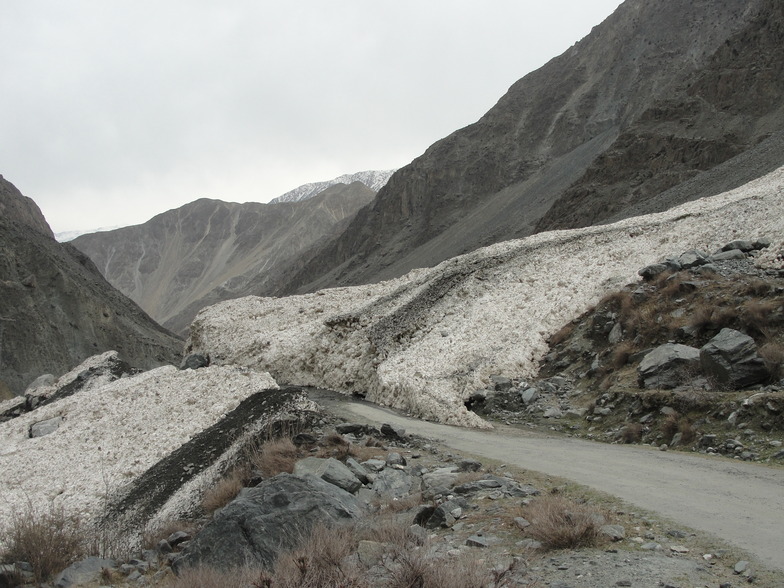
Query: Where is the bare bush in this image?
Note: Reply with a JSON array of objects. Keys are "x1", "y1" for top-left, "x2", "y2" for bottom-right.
[
  {"x1": 170, "y1": 566, "x2": 265, "y2": 588},
  {"x1": 264, "y1": 524, "x2": 366, "y2": 588},
  {"x1": 1, "y1": 503, "x2": 87, "y2": 583},
  {"x1": 386, "y1": 548, "x2": 492, "y2": 588},
  {"x1": 620, "y1": 423, "x2": 642, "y2": 444},
  {"x1": 202, "y1": 468, "x2": 247, "y2": 515},
  {"x1": 610, "y1": 340, "x2": 637, "y2": 370},
  {"x1": 249, "y1": 437, "x2": 300, "y2": 477},
  {"x1": 523, "y1": 495, "x2": 602, "y2": 550},
  {"x1": 760, "y1": 341, "x2": 784, "y2": 382}
]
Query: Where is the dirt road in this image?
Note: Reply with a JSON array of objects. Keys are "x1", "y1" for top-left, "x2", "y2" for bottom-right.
[{"x1": 312, "y1": 391, "x2": 784, "y2": 572}]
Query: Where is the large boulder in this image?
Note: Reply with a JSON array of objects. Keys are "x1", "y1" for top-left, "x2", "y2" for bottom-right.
[
  {"x1": 173, "y1": 473, "x2": 363, "y2": 573},
  {"x1": 638, "y1": 344, "x2": 701, "y2": 389},
  {"x1": 700, "y1": 328, "x2": 769, "y2": 389}
]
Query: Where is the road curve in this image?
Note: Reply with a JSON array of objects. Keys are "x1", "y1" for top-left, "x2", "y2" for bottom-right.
[{"x1": 314, "y1": 392, "x2": 784, "y2": 572}]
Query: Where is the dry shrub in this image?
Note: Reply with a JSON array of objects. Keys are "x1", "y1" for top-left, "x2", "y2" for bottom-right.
[
  {"x1": 316, "y1": 432, "x2": 352, "y2": 461},
  {"x1": 741, "y1": 299, "x2": 781, "y2": 338},
  {"x1": 202, "y1": 468, "x2": 247, "y2": 515},
  {"x1": 659, "y1": 276, "x2": 684, "y2": 298},
  {"x1": 250, "y1": 437, "x2": 300, "y2": 477},
  {"x1": 737, "y1": 278, "x2": 773, "y2": 297},
  {"x1": 1, "y1": 503, "x2": 87, "y2": 583},
  {"x1": 659, "y1": 413, "x2": 680, "y2": 443},
  {"x1": 386, "y1": 548, "x2": 492, "y2": 588},
  {"x1": 620, "y1": 423, "x2": 642, "y2": 444},
  {"x1": 370, "y1": 492, "x2": 425, "y2": 514},
  {"x1": 548, "y1": 321, "x2": 576, "y2": 346},
  {"x1": 678, "y1": 418, "x2": 697, "y2": 445},
  {"x1": 760, "y1": 341, "x2": 784, "y2": 382},
  {"x1": 688, "y1": 303, "x2": 738, "y2": 335},
  {"x1": 610, "y1": 340, "x2": 637, "y2": 369},
  {"x1": 262, "y1": 524, "x2": 366, "y2": 588},
  {"x1": 170, "y1": 566, "x2": 264, "y2": 588},
  {"x1": 523, "y1": 495, "x2": 602, "y2": 550}
]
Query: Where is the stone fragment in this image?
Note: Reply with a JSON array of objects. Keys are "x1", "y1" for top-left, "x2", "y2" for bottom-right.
[
  {"x1": 54, "y1": 557, "x2": 116, "y2": 588},
  {"x1": 344, "y1": 457, "x2": 371, "y2": 485},
  {"x1": 466, "y1": 535, "x2": 489, "y2": 548},
  {"x1": 380, "y1": 423, "x2": 406, "y2": 439},
  {"x1": 335, "y1": 423, "x2": 366, "y2": 435},
  {"x1": 180, "y1": 354, "x2": 209, "y2": 370},
  {"x1": 520, "y1": 388, "x2": 538, "y2": 405},
  {"x1": 638, "y1": 263, "x2": 669, "y2": 281},
  {"x1": 678, "y1": 249, "x2": 710, "y2": 268},
  {"x1": 372, "y1": 468, "x2": 416, "y2": 499},
  {"x1": 490, "y1": 375, "x2": 513, "y2": 392},
  {"x1": 710, "y1": 249, "x2": 745, "y2": 261},
  {"x1": 457, "y1": 459, "x2": 482, "y2": 472},
  {"x1": 29, "y1": 416, "x2": 63, "y2": 438},
  {"x1": 293, "y1": 457, "x2": 362, "y2": 493},
  {"x1": 599, "y1": 524, "x2": 625, "y2": 541},
  {"x1": 734, "y1": 560, "x2": 750, "y2": 574},
  {"x1": 385, "y1": 452, "x2": 406, "y2": 467}
]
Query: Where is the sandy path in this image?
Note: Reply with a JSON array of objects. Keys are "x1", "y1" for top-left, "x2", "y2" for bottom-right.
[{"x1": 312, "y1": 391, "x2": 784, "y2": 572}]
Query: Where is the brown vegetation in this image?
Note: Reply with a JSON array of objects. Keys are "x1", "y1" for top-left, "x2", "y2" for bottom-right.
[
  {"x1": 523, "y1": 495, "x2": 602, "y2": 550},
  {"x1": 0, "y1": 503, "x2": 87, "y2": 583},
  {"x1": 202, "y1": 468, "x2": 247, "y2": 515}
]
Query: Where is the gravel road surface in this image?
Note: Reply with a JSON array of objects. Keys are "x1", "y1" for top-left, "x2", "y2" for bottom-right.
[{"x1": 312, "y1": 391, "x2": 784, "y2": 572}]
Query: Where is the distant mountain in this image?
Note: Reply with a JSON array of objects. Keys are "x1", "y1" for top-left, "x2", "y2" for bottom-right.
[
  {"x1": 270, "y1": 170, "x2": 395, "y2": 204},
  {"x1": 55, "y1": 226, "x2": 121, "y2": 243},
  {"x1": 0, "y1": 176, "x2": 182, "y2": 395},
  {"x1": 72, "y1": 182, "x2": 375, "y2": 335},
  {"x1": 273, "y1": 0, "x2": 784, "y2": 295}
]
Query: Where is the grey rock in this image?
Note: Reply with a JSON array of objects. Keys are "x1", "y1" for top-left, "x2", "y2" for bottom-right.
[
  {"x1": 23, "y1": 373, "x2": 55, "y2": 395},
  {"x1": 466, "y1": 534, "x2": 489, "y2": 547},
  {"x1": 608, "y1": 322, "x2": 623, "y2": 344},
  {"x1": 344, "y1": 457, "x2": 371, "y2": 485},
  {"x1": 372, "y1": 467, "x2": 416, "y2": 499},
  {"x1": 179, "y1": 354, "x2": 209, "y2": 370},
  {"x1": 166, "y1": 531, "x2": 191, "y2": 547},
  {"x1": 173, "y1": 472, "x2": 362, "y2": 573},
  {"x1": 543, "y1": 407, "x2": 563, "y2": 418},
  {"x1": 380, "y1": 423, "x2": 406, "y2": 439},
  {"x1": 293, "y1": 457, "x2": 362, "y2": 494},
  {"x1": 638, "y1": 343, "x2": 700, "y2": 389},
  {"x1": 600, "y1": 524, "x2": 626, "y2": 541},
  {"x1": 362, "y1": 458, "x2": 386, "y2": 472},
  {"x1": 700, "y1": 328, "x2": 769, "y2": 389},
  {"x1": 734, "y1": 560, "x2": 750, "y2": 574},
  {"x1": 678, "y1": 249, "x2": 710, "y2": 268},
  {"x1": 640, "y1": 542, "x2": 663, "y2": 551},
  {"x1": 422, "y1": 467, "x2": 459, "y2": 495},
  {"x1": 423, "y1": 498, "x2": 468, "y2": 529},
  {"x1": 638, "y1": 263, "x2": 669, "y2": 281},
  {"x1": 520, "y1": 387, "x2": 539, "y2": 405},
  {"x1": 490, "y1": 375, "x2": 513, "y2": 392},
  {"x1": 710, "y1": 249, "x2": 746, "y2": 261},
  {"x1": 385, "y1": 452, "x2": 406, "y2": 467},
  {"x1": 335, "y1": 423, "x2": 366, "y2": 435},
  {"x1": 722, "y1": 240, "x2": 756, "y2": 252},
  {"x1": 29, "y1": 416, "x2": 63, "y2": 438},
  {"x1": 565, "y1": 408, "x2": 588, "y2": 419},
  {"x1": 54, "y1": 556, "x2": 116, "y2": 588}
]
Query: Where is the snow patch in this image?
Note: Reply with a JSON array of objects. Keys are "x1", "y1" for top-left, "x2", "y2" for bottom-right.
[{"x1": 0, "y1": 363, "x2": 277, "y2": 531}]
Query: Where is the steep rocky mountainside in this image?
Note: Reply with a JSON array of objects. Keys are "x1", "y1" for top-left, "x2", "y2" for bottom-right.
[
  {"x1": 270, "y1": 169, "x2": 395, "y2": 204},
  {"x1": 72, "y1": 183, "x2": 375, "y2": 335},
  {"x1": 277, "y1": 0, "x2": 784, "y2": 294},
  {"x1": 0, "y1": 177, "x2": 183, "y2": 396}
]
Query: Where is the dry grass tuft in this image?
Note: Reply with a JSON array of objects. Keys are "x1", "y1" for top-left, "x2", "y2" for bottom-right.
[
  {"x1": 610, "y1": 340, "x2": 637, "y2": 370},
  {"x1": 202, "y1": 468, "x2": 247, "y2": 515},
  {"x1": 262, "y1": 524, "x2": 366, "y2": 588},
  {"x1": 619, "y1": 423, "x2": 643, "y2": 444},
  {"x1": 249, "y1": 437, "x2": 300, "y2": 477},
  {"x1": 523, "y1": 495, "x2": 602, "y2": 550},
  {"x1": 760, "y1": 341, "x2": 784, "y2": 382},
  {"x1": 385, "y1": 548, "x2": 492, "y2": 588},
  {"x1": 170, "y1": 566, "x2": 265, "y2": 588},
  {"x1": 0, "y1": 503, "x2": 87, "y2": 583}
]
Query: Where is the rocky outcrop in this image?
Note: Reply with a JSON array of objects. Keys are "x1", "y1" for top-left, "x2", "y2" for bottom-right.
[
  {"x1": 700, "y1": 328, "x2": 770, "y2": 389},
  {"x1": 172, "y1": 473, "x2": 364, "y2": 573},
  {"x1": 273, "y1": 0, "x2": 784, "y2": 295},
  {"x1": 0, "y1": 176, "x2": 182, "y2": 395},
  {"x1": 638, "y1": 344, "x2": 701, "y2": 389},
  {"x1": 72, "y1": 183, "x2": 374, "y2": 335}
]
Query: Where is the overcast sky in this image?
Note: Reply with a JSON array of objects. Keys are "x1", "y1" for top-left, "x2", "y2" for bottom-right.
[{"x1": 1, "y1": 1, "x2": 621, "y2": 234}]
